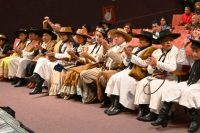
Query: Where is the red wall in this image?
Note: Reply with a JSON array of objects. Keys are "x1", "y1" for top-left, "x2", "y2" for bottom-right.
[{"x1": 0, "y1": 0, "x2": 183, "y2": 40}]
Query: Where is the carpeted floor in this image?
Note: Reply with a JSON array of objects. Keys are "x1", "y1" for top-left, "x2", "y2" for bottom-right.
[{"x1": 0, "y1": 81, "x2": 192, "y2": 133}]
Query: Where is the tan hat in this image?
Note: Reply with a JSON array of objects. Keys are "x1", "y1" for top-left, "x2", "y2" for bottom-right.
[
  {"x1": 0, "y1": 34, "x2": 7, "y2": 40},
  {"x1": 58, "y1": 27, "x2": 73, "y2": 34},
  {"x1": 109, "y1": 28, "x2": 132, "y2": 42},
  {"x1": 75, "y1": 29, "x2": 91, "y2": 38}
]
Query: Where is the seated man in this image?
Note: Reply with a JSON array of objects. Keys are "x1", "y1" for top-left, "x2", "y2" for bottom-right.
[
  {"x1": 134, "y1": 29, "x2": 180, "y2": 121},
  {"x1": 151, "y1": 38, "x2": 200, "y2": 133},
  {"x1": 104, "y1": 31, "x2": 155, "y2": 115}
]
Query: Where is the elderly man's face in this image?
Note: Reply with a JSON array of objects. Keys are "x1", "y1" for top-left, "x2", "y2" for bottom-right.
[
  {"x1": 112, "y1": 33, "x2": 125, "y2": 45},
  {"x1": 160, "y1": 37, "x2": 174, "y2": 51}
]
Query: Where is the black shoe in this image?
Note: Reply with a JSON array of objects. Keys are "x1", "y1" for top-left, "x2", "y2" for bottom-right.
[
  {"x1": 137, "y1": 104, "x2": 150, "y2": 120},
  {"x1": 188, "y1": 121, "x2": 200, "y2": 133},
  {"x1": 151, "y1": 117, "x2": 168, "y2": 127},
  {"x1": 107, "y1": 106, "x2": 122, "y2": 116},
  {"x1": 139, "y1": 112, "x2": 158, "y2": 122},
  {"x1": 29, "y1": 87, "x2": 42, "y2": 95},
  {"x1": 188, "y1": 108, "x2": 200, "y2": 133},
  {"x1": 14, "y1": 79, "x2": 26, "y2": 87},
  {"x1": 11, "y1": 78, "x2": 19, "y2": 85}
]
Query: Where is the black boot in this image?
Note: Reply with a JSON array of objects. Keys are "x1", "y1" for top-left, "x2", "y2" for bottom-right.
[
  {"x1": 11, "y1": 77, "x2": 19, "y2": 85},
  {"x1": 151, "y1": 102, "x2": 172, "y2": 127},
  {"x1": 188, "y1": 108, "x2": 200, "y2": 133},
  {"x1": 100, "y1": 94, "x2": 111, "y2": 108},
  {"x1": 29, "y1": 74, "x2": 44, "y2": 95},
  {"x1": 25, "y1": 73, "x2": 38, "y2": 82},
  {"x1": 104, "y1": 95, "x2": 115, "y2": 114},
  {"x1": 137, "y1": 104, "x2": 150, "y2": 120},
  {"x1": 139, "y1": 112, "x2": 158, "y2": 122},
  {"x1": 14, "y1": 78, "x2": 26, "y2": 87},
  {"x1": 107, "y1": 95, "x2": 123, "y2": 116},
  {"x1": 85, "y1": 82, "x2": 97, "y2": 103}
]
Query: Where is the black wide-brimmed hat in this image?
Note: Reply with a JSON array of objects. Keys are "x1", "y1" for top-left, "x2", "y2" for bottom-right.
[
  {"x1": 99, "y1": 20, "x2": 112, "y2": 27},
  {"x1": 190, "y1": 39, "x2": 200, "y2": 49},
  {"x1": 133, "y1": 31, "x2": 154, "y2": 42},
  {"x1": 15, "y1": 28, "x2": 28, "y2": 37},
  {"x1": 157, "y1": 29, "x2": 180, "y2": 43},
  {"x1": 28, "y1": 27, "x2": 42, "y2": 37},
  {"x1": 41, "y1": 29, "x2": 57, "y2": 40}
]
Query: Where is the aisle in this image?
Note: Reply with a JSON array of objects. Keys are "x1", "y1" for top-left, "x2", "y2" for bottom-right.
[{"x1": 0, "y1": 81, "x2": 187, "y2": 133}]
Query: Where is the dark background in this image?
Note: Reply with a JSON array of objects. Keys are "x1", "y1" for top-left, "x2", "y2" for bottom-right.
[{"x1": 1, "y1": 0, "x2": 184, "y2": 40}]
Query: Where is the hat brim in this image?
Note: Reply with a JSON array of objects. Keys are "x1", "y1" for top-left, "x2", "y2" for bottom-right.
[
  {"x1": 75, "y1": 33, "x2": 91, "y2": 38},
  {"x1": 58, "y1": 31, "x2": 73, "y2": 35},
  {"x1": 109, "y1": 29, "x2": 132, "y2": 42},
  {"x1": 28, "y1": 29, "x2": 42, "y2": 37},
  {"x1": 15, "y1": 31, "x2": 28, "y2": 37},
  {"x1": 190, "y1": 39, "x2": 200, "y2": 49},
  {"x1": 133, "y1": 34, "x2": 153, "y2": 42},
  {"x1": 41, "y1": 29, "x2": 57, "y2": 40},
  {"x1": 158, "y1": 33, "x2": 180, "y2": 42},
  {"x1": 0, "y1": 37, "x2": 7, "y2": 41}
]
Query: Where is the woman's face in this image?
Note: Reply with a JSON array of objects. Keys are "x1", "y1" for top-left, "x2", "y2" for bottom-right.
[
  {"x1": 192, "y1": 28, "x2": 200, "y2": 39},
  {"x1": 95, "y1": 31, "x2": 104, "y2": 44},
  {"x1": 18, "y1": 33, "x2": 27, "y2": 41},
  {"x1": 124, "y1": 25, "x2": 131, "y2": 33},
  {"x1": 160, "y1": 18, "x2": 166, "y2": 26},
  {"x1": 59, "y1": 33, "x2": 68, "y2": 42},
  {"x1": 42, "y1": 33, "x2": 52, "y2": 43},
  {"x1": 75, "y1": 35, "x2": 84, "y2": 44},
  {"x1": 28, "y1": 33, "x2": 38, "y2": 40}
]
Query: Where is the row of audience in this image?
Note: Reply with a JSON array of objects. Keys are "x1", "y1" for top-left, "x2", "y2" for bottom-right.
[{"x1": 0, "y1": 12, "x2": 200, "y2": 133}]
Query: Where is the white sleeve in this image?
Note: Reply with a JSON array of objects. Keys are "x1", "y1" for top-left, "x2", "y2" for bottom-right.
[
  {"x1": 131, "y1": 55, "x2": 148, "y2": 67},
  {"x1": 177, "y1": 48, "x2": 190, "y2": 65},
  {"x1": 156, "y1": 50, "x2": 178, "y2": 72},
  {"x1": 22, "y1": 50, "x2": 35, "y2": 58}
]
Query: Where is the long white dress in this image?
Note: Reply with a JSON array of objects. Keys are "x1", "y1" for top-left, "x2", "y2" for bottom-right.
[{"x1": 33, "y1": 41, "x2": 73, "y2": 87}]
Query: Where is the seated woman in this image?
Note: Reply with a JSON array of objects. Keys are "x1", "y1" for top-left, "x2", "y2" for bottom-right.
[
  {"x1": 56, "y1": 29, "x2": 102, "y2": 99},
  {"x1": 0, "y1": 32, "x2": 21, "y2": 80},
  {"x1": 134, "y1": 29, "x2": 180, "y2": 121},
  {"x1": 28, "y1": 27, "x2": 74, "y2": 95},
  {"x1": 9, "y1": 28, "x2": 42, "y2": 87},
  {"x1": 151, "y1": 38, "x2": 200, "y2": 133},
  {"x1": 25, "y1": 29, "x2": 57, "y2": 89},
  {"x1": 104, "y1": 31, "x2": 155, "y2": 116},
  {"x1": 160, "y1": 17, "x2": 170, "y2": 31}
]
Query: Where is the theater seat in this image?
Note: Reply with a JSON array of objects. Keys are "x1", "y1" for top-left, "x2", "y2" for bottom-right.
[{"x1": 172, "y1": 14, "x2": 182, "y2": 27}]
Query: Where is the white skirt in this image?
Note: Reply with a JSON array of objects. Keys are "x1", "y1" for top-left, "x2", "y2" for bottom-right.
[{"x1": 105, "y1": 68, "x2": 137, "y2": 110}]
